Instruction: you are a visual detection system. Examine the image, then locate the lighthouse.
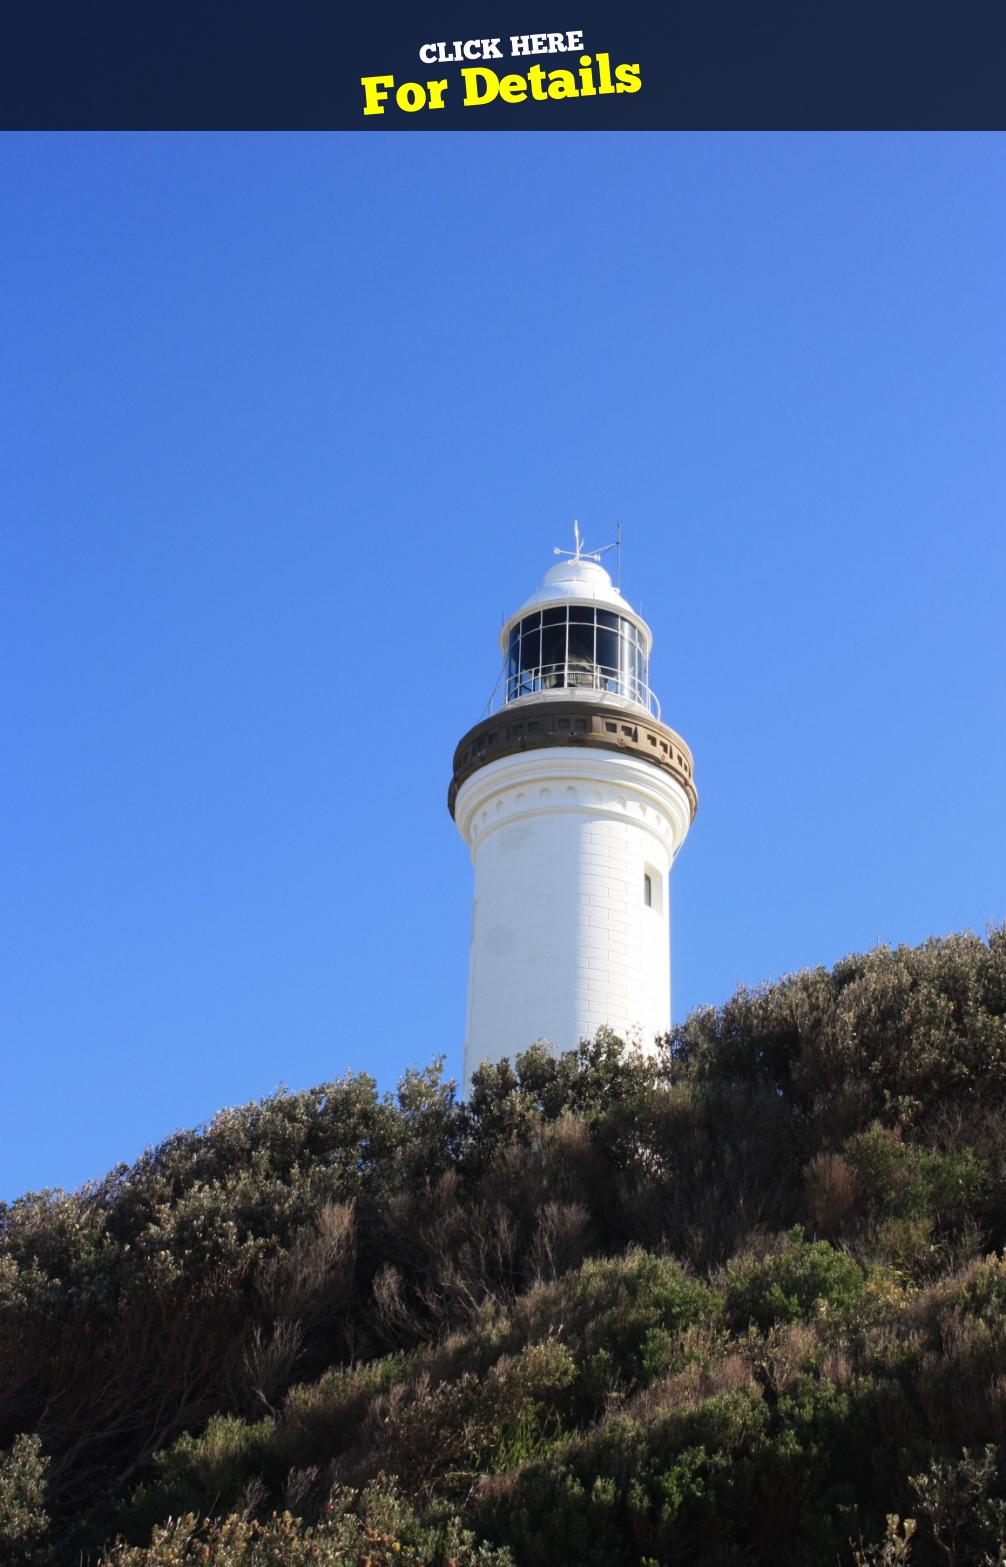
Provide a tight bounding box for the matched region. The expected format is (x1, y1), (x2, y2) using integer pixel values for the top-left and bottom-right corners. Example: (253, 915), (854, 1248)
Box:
(449, 530), (697, 1088)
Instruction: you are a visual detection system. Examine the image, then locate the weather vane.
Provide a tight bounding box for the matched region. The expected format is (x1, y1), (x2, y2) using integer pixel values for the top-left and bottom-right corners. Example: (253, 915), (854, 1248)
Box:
(553, 519), (622, 587)
(553, 519), (597, 563)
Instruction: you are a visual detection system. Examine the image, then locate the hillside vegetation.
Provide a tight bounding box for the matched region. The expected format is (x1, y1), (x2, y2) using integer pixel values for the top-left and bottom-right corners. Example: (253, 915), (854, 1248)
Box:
(4, 929), (1006, 1566)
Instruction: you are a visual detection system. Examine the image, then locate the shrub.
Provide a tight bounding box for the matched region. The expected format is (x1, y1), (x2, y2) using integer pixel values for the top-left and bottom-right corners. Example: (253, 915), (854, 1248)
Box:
(0, 1433), (50, 1564)
(908, 1444), (1006, 1565)
(847, 1126), (986, 1232)
(121, 1416), (277, 1538)
(724, 1229), (866, 1331)
(368, 1339), (576, 1493)
(278, 1356), (406, 1470)
(103, 1480), (513, 1565)
(534, 1250), (720, 1388)
(805, 1151), (859, 1234)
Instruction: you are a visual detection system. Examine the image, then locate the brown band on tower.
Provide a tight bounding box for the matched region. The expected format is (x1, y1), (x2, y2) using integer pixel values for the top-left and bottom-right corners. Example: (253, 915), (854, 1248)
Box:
(448, 700), (697, 821)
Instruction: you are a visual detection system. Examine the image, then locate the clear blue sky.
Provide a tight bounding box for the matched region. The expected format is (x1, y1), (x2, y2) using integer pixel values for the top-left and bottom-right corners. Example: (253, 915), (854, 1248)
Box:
(2, 133), (1004, 1200)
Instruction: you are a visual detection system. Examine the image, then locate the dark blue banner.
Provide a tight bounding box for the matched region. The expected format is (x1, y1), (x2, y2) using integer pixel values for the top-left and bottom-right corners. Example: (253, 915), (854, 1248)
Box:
(2, 0), (1005, 128)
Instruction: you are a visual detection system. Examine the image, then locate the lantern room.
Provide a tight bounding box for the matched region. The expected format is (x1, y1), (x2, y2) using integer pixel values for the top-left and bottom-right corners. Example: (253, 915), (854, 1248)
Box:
(498, 555), (657, 717)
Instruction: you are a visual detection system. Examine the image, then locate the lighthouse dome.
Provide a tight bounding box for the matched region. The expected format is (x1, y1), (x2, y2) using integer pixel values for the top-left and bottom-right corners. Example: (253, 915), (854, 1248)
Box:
(502, 558), (650, 650)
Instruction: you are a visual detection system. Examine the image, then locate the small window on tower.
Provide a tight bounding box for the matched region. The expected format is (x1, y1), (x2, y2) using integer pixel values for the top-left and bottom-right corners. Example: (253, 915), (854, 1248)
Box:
(643, 873), (652, 908)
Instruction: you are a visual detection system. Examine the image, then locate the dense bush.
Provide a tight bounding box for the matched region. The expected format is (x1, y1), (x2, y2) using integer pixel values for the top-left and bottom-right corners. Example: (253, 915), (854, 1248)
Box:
(0, 1432), (50, 1564)
(2, 929), (1006, 1563)
(722, 1227), (866, 1330)
(104, 1481), (513, 1566)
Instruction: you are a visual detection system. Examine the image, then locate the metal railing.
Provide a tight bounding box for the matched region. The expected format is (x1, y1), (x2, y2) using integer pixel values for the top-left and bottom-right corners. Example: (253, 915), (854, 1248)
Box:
(489, 660), (660, 719)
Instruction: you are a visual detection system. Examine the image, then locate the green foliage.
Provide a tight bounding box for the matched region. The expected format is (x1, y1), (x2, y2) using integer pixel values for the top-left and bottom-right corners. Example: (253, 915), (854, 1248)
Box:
(0, 1433), (50, 1563)
(372, 1339), (576, 1492)
(854, 1444), (1006, 1566)
(847, 1124), (986, 1230)
(549, 1249), (721, 1395)
(908, 1445), (1006, 1566)
(279, 1356), (406, 1469)
(853, 1514), (918, 1566)
(103, 1480), (513, 1565)
(723, 1229), (866, 1330)
(671, 930), (1006, 1125)
(474, 1375), (882, 1566)
(122, 1417), (277, 1540)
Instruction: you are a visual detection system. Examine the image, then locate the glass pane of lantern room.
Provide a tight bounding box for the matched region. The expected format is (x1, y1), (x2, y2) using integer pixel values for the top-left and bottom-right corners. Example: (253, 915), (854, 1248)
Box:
(540, 619), (566, 682)
(631, 644), (645, 702)
(507, 627), (520, 700)
(567, 616), (595, 673)
(618, 628), (636, 698)
(567, 621), (594, 689)
(596, 626), (619, 688)
(519, 624), (542, 674)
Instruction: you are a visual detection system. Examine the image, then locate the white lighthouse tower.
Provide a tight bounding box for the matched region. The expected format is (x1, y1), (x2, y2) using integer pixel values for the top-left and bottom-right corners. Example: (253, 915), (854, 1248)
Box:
(449, 530), (697, 1088)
